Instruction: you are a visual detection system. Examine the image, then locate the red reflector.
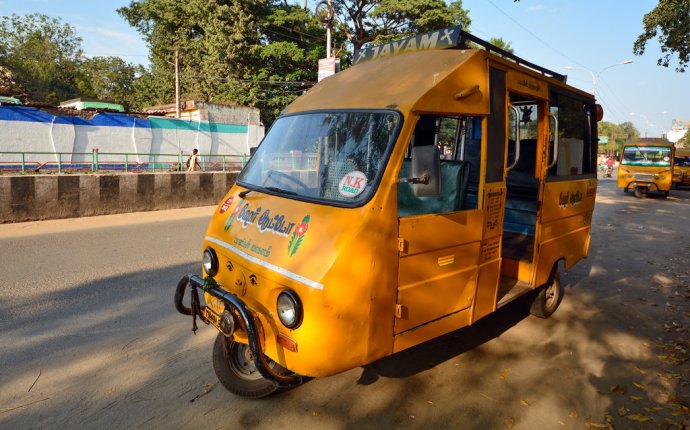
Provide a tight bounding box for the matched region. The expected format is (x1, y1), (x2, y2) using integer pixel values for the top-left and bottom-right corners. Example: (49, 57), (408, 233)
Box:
(277, 333), (298, 352)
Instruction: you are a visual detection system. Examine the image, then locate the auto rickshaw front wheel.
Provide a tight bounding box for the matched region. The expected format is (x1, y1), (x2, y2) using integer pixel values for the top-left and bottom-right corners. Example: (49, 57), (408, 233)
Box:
(212, 333), (292, 399)
(634, 187), (647, 198)
(529, 270), (562, 318)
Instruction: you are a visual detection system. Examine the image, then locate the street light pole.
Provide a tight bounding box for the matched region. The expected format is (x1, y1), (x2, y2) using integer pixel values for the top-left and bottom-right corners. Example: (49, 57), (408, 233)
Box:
(630, 112), (651, 139)
(564, 60), (633, 97)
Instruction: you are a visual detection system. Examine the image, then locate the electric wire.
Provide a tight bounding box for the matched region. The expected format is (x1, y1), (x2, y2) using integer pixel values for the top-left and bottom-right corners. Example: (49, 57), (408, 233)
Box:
(485, 0), (587, 69)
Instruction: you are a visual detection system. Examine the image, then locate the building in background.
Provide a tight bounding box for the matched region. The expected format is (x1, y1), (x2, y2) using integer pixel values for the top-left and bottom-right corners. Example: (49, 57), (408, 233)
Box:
(667, 118), (688, 144)
(59, 98), (125, 112)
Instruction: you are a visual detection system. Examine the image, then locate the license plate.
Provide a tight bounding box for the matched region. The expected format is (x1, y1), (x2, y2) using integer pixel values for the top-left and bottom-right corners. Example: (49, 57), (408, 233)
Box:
(203, 307), (222, 331)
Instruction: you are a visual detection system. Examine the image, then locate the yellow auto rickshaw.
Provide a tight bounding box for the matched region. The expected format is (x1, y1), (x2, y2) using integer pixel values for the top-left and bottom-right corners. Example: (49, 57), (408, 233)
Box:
(175, 26), (600, 398)
(672, 147), (690, 189)
(617, 140), (675, 197)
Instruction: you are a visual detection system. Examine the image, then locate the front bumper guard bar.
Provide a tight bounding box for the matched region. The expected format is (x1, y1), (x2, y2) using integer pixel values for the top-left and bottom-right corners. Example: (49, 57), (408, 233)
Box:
(624, 181), (661, 192)
(175, 274), (301, 387)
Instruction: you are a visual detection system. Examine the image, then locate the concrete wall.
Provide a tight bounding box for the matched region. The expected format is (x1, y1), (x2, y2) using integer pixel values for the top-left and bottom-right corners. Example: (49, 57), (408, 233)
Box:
(0, 172), (238, 223)
(0, 106), (263, 164)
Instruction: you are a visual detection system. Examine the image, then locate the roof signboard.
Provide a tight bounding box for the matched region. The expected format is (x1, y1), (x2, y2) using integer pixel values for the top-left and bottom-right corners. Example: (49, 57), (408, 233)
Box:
(353, 26), (462, 65)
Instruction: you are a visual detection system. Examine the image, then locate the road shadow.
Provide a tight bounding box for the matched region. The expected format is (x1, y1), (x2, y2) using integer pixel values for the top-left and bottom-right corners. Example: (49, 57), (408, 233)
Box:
(358, 295), (533, 383)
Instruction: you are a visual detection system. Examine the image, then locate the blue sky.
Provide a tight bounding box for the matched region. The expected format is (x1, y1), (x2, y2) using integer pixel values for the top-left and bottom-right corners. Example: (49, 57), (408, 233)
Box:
(1, 0), (686, 136)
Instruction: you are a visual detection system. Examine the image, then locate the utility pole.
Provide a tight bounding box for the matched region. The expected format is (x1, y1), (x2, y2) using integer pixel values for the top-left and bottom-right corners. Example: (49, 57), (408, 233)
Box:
(326, 0), (333, 58)
(174, 50), (181, 119)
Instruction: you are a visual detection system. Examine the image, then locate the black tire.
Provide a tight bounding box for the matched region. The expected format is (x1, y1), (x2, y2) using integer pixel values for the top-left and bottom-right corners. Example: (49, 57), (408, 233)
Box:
(212, 333), (283, 399)
(663, 190), (669, 198)
(634, 187), (645, 198)
(530, 270), (563, 318)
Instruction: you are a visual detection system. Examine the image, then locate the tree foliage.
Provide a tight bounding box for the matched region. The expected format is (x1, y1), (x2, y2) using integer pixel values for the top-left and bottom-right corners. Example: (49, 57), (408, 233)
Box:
(0, 13), (84, 104)
(488, 37), (514, 54)
(334, 0), (471, 50)
(118, 0), (327, 124)
(79, 56), (146, 109)
(598, 121), (640, 154)
(633, 0), (689, 72)
(0, 13), (147, 108)
(118, 0), (471, 125)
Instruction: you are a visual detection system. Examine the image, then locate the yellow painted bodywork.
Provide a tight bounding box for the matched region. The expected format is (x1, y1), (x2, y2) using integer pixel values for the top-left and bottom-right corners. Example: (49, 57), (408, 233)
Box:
(673, 148), (690, 186)
(617, 142), (675, 193)
(200, 48), (597, 378)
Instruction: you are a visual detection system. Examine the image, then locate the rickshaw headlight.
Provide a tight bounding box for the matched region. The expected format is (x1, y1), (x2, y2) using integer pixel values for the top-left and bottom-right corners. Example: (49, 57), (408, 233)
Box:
(277, 290), (302, 329)
(202, 247), (219, 277)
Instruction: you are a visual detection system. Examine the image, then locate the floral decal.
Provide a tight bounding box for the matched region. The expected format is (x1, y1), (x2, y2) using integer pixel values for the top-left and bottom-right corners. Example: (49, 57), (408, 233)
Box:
(287, 214), (310, 257)
(224, 198), (244, 232)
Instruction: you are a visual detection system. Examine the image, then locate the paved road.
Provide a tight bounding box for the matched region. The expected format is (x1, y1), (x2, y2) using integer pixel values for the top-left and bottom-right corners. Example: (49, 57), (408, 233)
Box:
(1, 177), (688, 429)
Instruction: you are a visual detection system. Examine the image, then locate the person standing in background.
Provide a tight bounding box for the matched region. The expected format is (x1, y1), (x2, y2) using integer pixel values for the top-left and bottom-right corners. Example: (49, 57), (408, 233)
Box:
(186, 148), (201, 172)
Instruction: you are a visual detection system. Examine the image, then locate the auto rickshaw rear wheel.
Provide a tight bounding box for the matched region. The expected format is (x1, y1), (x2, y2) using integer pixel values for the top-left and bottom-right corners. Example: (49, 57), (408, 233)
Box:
(529, 269), (562, 318)
(212, 333), (291, 399)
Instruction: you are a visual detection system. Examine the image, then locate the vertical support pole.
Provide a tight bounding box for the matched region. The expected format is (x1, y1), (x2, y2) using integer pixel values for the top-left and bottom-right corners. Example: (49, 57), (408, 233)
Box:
(242, 154), (247, 168)
(222, 155), (226, 172)
(58, 153), (62, 174)
(21, 152), (25, 175)
(326, 0), (332, 58)
(125, 154), (129, 173)
(175, 50), (181, 119)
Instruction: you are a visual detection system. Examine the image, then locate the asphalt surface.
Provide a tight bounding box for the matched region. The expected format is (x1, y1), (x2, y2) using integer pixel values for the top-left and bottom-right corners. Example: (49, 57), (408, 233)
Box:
(0, 176), (688, 429)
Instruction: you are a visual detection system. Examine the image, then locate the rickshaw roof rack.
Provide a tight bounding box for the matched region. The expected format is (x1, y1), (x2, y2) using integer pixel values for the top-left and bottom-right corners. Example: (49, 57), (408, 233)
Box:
(353, 26), (567, 83)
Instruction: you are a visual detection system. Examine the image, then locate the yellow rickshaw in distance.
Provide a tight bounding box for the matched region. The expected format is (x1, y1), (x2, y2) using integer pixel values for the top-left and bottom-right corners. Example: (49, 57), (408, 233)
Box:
(617, 140), (675, 198)
(175, 26), (601, 398)
(672, 147), (690, 189)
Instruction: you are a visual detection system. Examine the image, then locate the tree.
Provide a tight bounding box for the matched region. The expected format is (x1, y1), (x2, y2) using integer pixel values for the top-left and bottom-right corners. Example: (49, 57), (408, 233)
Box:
(618, 121), (641, 142)
(488, 37), (513, 54)
(79, 56), (146, 109)
(333, 0), (471, 51)
(676, 132), (688, 148)
(633, 0), (690, 72)
(598, 121), (640, 155)
(0, 13), (84, 104)
(118, 0), (322, 124)
(119, 0), (473, 125)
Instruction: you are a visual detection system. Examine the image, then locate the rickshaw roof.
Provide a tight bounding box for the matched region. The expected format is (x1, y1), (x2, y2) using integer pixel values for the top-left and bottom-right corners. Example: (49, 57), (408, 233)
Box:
(624, 141), (675, 148)
(284, 49), (483, 115)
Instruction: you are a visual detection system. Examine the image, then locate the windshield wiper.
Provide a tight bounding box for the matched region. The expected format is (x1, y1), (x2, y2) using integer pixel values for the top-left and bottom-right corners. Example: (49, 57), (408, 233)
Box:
(264, 186), (298, 196)
(238, 187), (256, 198)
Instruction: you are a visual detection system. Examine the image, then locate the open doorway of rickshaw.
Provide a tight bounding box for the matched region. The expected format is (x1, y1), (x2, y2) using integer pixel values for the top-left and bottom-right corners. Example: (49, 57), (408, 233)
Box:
(497, 93), (546, 305)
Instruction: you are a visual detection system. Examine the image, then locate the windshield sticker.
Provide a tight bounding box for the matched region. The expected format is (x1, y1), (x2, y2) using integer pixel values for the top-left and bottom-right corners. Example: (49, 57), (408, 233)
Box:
(219, 196), (234, 214)
(338, 171), (368, 198)
(287, 215), (310, 257)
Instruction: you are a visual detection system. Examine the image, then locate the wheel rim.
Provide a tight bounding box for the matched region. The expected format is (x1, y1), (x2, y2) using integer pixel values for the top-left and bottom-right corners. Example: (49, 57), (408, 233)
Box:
(228, 343), (262, 381)
(544, 284), (556, 309)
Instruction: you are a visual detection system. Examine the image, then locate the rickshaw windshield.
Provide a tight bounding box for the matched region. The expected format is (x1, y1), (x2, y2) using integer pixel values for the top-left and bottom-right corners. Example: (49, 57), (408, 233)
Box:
(238, 110), (400, 205)
(621, 146), (672, 167)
